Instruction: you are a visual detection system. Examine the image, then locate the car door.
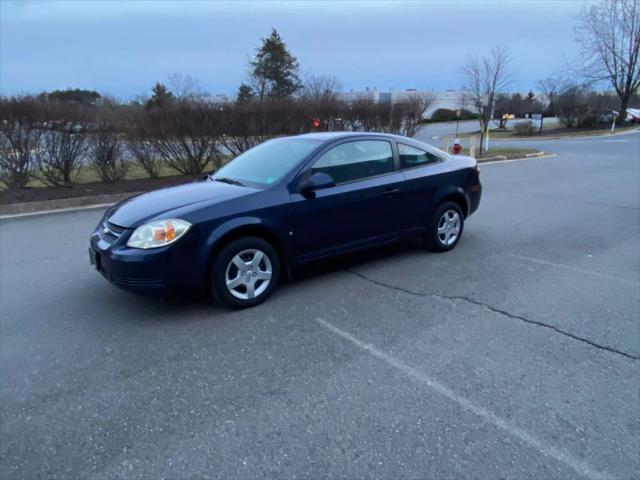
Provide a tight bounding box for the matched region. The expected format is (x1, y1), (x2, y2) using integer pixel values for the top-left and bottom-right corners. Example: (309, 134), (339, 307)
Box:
(396, 143), (452, 230)
(288, 138), (405, 262)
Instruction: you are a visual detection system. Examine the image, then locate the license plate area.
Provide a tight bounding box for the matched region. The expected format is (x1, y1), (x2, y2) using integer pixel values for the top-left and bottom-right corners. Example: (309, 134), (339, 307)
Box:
(89, 247), (101, 270)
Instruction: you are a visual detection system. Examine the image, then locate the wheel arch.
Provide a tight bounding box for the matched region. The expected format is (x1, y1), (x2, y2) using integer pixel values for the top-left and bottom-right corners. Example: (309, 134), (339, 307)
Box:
(204, 219), (289, 285)
(436, 187), (470, 218)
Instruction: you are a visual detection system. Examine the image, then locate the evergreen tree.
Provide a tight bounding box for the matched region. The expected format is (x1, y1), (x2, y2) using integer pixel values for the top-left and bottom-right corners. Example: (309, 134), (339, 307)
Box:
(145, 82), (174, 110)
(236, 83), (255, 103)
(44, 89), (101, 105)
(249, 28), (301, 100)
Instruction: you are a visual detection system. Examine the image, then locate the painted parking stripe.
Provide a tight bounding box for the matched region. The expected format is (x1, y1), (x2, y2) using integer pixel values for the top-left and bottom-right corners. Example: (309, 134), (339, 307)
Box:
(508, 253), (640, 287)
(315, 317), (615, 480)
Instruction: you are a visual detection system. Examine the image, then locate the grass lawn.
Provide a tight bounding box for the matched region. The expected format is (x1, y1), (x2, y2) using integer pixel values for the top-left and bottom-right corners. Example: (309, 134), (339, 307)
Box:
(0, 159), (226, 205)
(452, 147), (543, 162)
(23, 158), (223, 189)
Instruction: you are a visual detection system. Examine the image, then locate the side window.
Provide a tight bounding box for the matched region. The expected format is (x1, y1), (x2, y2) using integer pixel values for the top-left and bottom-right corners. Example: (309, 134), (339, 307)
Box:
(398, 143), (440, 169)
(311, 140), (394, 184)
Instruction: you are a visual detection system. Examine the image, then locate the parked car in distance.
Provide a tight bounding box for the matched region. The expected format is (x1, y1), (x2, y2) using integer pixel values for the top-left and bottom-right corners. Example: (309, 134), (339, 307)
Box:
(89, 132), (482, 308)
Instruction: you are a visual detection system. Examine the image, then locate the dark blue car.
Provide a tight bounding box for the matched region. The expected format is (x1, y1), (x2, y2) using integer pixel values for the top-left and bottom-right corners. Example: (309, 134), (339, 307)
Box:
(90, 132), (481, 308)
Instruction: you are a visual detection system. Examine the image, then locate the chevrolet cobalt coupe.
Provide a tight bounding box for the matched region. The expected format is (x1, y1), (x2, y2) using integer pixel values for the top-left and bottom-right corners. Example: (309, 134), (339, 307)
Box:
(90, 132), (481, 308)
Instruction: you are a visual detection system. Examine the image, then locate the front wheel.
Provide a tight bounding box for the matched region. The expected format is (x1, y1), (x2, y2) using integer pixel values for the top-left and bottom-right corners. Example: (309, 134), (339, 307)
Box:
(426, 202), (464, 252)
(210, 236), (280, 309)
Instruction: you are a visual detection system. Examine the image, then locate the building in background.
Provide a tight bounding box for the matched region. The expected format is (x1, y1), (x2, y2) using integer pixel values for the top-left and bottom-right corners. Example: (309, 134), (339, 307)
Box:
(337, 88), (467, 118)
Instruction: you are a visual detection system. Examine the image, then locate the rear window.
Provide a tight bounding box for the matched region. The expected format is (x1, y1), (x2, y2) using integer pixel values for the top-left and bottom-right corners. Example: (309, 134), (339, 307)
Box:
(398, 143), (441, 169)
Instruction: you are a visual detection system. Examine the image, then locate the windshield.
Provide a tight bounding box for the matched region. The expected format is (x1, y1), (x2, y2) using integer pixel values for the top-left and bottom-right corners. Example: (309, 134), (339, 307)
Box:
(212, 138), (321, 187)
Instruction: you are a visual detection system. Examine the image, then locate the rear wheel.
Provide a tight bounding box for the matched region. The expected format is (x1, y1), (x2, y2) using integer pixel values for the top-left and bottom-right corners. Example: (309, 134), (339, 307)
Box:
(426, 201), (464, 252)
(210, 236), (280, 309)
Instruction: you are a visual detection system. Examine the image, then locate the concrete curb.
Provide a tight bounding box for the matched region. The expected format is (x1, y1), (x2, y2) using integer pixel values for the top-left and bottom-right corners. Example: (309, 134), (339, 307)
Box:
(476, 151), (547, 163)
(0, 192), (140, 219)
(479, 153), (557, 166)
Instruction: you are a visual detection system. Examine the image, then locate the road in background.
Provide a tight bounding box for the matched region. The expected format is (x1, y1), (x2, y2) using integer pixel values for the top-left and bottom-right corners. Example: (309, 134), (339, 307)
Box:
(1, 133), (638, 479)
(416, 117), (561, 143)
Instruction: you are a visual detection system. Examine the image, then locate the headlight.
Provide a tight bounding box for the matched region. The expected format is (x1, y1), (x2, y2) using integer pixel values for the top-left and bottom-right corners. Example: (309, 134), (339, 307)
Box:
(126, 219), (191, 249)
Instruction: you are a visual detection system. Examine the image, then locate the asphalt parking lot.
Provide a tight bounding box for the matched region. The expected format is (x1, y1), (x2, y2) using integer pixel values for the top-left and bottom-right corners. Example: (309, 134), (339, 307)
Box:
(1, 131), (639, 479)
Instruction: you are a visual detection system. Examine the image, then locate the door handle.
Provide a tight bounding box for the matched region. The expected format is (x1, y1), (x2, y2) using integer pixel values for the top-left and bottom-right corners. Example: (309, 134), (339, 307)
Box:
(383, 187), (400, 196)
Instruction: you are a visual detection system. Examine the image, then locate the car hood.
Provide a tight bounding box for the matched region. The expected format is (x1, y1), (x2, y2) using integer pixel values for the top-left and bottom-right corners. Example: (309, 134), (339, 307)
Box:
(108, 180), (257, 227)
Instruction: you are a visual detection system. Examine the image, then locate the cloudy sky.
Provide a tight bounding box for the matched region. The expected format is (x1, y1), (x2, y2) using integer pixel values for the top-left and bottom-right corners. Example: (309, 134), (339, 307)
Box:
(0, 0), (583, 99)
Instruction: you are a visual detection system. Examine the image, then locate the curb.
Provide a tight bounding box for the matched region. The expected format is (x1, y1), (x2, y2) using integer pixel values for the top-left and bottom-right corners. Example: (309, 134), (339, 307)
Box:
(0, 192), (140, 219)
(476, 151), (546, 163)
(479, 153), (557, 166)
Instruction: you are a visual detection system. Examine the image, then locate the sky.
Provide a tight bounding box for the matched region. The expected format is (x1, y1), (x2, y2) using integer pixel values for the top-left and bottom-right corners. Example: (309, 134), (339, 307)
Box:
(0, 0), (584, 100)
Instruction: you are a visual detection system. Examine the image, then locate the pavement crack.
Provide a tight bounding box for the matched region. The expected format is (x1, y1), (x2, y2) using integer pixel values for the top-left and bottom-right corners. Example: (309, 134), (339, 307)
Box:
(346, 268), (639, 361)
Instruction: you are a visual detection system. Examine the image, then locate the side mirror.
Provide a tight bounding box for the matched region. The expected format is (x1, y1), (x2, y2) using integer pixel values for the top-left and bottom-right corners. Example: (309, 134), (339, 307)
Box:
(298, 172), (335, 193)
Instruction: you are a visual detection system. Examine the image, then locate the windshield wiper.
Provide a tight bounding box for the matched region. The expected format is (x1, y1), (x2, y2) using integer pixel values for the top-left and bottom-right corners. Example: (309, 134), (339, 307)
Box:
(213, 177), (245, 186)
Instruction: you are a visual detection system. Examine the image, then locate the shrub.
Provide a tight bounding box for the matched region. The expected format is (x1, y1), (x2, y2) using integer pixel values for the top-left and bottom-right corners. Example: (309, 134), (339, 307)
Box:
(34, 126), (87, 186)
(428, 108), (478, 123)
(89, 126), (128, 182)
(146, 102), (223, 175)
(124, 111), (160, 178)
(513, 121), (535, 135)
(0, 97), (44, 189)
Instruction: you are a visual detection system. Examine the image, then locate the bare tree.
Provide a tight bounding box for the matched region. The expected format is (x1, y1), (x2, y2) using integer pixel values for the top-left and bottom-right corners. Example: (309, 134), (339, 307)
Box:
(0, 97), (44, 189)
(574, 0), (640, 123)
(167, 73), (203, 102)
(574, 0), (640, 122)
(461, 45), (513, 154)
(398, 92), (436, 137)
(536, 76), (563, 115)
(302, 74), (342, 101)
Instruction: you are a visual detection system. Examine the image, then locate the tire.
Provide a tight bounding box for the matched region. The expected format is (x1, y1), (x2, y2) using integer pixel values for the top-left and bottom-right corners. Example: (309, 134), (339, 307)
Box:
(210, 236), (280, 309)
(426, 201), (465, 252)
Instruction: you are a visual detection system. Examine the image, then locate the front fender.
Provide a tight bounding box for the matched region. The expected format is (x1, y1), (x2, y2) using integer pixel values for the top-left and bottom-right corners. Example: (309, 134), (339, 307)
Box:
(204, 216), (266, 250)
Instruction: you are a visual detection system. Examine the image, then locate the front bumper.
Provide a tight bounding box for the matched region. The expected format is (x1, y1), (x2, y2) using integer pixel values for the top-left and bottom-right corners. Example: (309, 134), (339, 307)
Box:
(89, 221), (205, 293)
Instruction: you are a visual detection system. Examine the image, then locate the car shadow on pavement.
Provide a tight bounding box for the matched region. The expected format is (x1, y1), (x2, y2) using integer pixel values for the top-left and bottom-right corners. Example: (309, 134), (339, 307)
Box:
(291, 239), (427, 283)
(94, 239), (434, 322)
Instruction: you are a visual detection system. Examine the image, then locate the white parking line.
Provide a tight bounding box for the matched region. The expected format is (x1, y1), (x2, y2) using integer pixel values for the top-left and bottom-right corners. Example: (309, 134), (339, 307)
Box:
(508, 253), (640, 287)
(315, 317), (615, 480)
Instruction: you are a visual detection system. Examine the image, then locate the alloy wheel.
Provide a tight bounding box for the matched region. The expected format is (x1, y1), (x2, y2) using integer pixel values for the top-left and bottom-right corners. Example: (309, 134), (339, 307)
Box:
(225, 249), (273, 300)
(437, 209), (461, 246)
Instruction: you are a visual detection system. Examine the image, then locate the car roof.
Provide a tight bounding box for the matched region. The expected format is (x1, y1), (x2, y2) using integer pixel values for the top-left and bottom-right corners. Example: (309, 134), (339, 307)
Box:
(275, 131), (450, 158)
(292, 131), (440, 152)
(295, 131), (399, 141)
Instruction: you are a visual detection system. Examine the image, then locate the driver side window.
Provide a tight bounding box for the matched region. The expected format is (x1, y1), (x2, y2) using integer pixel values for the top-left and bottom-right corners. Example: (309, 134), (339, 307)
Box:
(312, 140), (394, 184)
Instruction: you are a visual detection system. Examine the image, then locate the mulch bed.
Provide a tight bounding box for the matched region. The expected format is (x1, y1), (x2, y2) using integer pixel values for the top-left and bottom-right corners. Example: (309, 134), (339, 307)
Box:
(0, 174), (203, 205)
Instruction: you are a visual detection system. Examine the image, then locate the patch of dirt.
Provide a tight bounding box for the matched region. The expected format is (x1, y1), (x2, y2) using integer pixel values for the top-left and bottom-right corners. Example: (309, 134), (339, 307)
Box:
(0, 174), (203, 205)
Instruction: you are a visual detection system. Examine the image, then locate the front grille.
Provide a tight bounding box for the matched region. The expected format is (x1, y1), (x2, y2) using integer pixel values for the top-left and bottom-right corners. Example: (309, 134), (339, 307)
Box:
(111, 274), (165, 289)
(100, 220), (127, 245)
